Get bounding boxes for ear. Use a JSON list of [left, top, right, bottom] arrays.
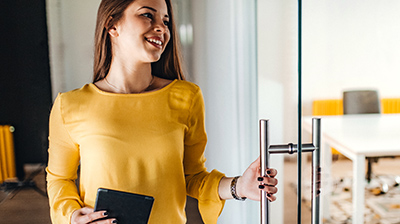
[[108, 25, 119, 37], [105, 16, 119, 37]]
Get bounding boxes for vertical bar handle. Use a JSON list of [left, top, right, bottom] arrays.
[[259, 118, 321, 224], [311, 118, 321, 224], [259, 119, 269, 224]]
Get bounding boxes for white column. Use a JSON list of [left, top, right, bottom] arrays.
[[46, 0, 66, 99], [191, 0, 261, 223], [46, 0, 100, 97]]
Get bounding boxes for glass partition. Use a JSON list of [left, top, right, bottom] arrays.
[[302, 1, 400, 224]]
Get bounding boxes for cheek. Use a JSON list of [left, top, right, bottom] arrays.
[[165, 32, 171, 46]]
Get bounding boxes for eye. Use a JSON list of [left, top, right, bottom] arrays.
[[141, 13, 153, 19], [163, 20, 170, 26]]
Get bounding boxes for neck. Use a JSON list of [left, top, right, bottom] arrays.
[[105, 60, 154, 93]]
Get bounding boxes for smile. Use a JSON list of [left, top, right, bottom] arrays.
[[146, 38, 163, 47]]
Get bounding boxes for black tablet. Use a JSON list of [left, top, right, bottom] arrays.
[[94, 188, 154, 224]]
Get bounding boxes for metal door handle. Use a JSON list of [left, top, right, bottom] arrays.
[[260, 118, 321, 224]]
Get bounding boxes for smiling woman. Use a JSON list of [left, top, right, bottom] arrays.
[[92, 0, 184, 85], [94, 0, 174, 94], [45, 0, 278, 224]]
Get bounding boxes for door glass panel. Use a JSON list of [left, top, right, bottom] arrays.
[[302, 1, 400, 224]]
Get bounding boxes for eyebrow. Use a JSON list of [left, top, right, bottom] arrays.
[[139, 6, 169, 18]]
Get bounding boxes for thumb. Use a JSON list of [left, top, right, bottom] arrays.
[[249, 156, 260, 169], [80, 207, 94, 215]]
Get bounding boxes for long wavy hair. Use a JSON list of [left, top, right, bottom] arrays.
[[93, 0, 186, 83]]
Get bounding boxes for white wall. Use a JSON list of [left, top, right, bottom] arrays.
[[46, 0, 100, 97], [257, 0, 299, 144], [61, 1, 100, 91], [303, 0, 400, 116], [257, 0, 400, 142]]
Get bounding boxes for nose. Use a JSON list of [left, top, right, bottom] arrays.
[[153, 19, 168, 33]]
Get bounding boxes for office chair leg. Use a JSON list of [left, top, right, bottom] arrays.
[[366, 158, 373, 183]]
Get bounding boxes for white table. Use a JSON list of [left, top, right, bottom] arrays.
[[303, 114, 400, 224]]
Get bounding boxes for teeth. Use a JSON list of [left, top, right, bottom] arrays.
[[147, 38, 162, 45]]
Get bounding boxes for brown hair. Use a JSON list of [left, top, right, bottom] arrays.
[[93, 0, 186, 83]]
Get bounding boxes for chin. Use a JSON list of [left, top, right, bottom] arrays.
[[147, 54, 163, 63]]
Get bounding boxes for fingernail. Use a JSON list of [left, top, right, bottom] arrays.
[[257, 177, 264, 181], [112, 220, 118, 223], [259, 185, 265, 189], [267, 170, 271, 175], [103, 212, 108, 216]]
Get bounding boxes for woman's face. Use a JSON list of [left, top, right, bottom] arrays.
[[110, 0, 170, 63]]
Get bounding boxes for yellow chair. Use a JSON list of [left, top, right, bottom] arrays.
[[312, 99, 343, 156], [312, 97, 400, 115], [381, 98, 400, 114], [312, 99, 343, 116]]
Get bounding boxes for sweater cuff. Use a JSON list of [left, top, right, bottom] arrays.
[[198, 169, 226, 224], [50, 199, 82, 224]]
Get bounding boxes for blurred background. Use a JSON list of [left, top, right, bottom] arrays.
[[1, 0, 400, 223]]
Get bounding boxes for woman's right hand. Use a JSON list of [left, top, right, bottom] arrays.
[[71, 207, 117, 224]]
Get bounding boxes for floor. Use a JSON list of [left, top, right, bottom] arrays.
[[284, 156, 400, 224], [0, 157, 399, 224], [0, 164, 50, 223]]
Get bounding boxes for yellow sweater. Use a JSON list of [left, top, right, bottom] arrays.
[[46, 80, 225, 224]]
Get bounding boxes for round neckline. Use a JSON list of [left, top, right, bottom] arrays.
[[89, 79, 178, 97]]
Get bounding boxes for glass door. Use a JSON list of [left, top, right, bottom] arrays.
[[171, 1, 400, 223], [301, 1, 400, 224]]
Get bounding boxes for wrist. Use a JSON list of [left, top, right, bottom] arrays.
[[230, 176, 247, 201], [237, 176, 247, 199]]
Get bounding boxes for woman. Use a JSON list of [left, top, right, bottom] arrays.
[[46, 0, 278, 223]]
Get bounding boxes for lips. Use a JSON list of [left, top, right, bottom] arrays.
[[145, 37, 163, 48]]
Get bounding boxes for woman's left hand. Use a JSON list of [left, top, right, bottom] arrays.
[[236, 157, 278, 202]]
